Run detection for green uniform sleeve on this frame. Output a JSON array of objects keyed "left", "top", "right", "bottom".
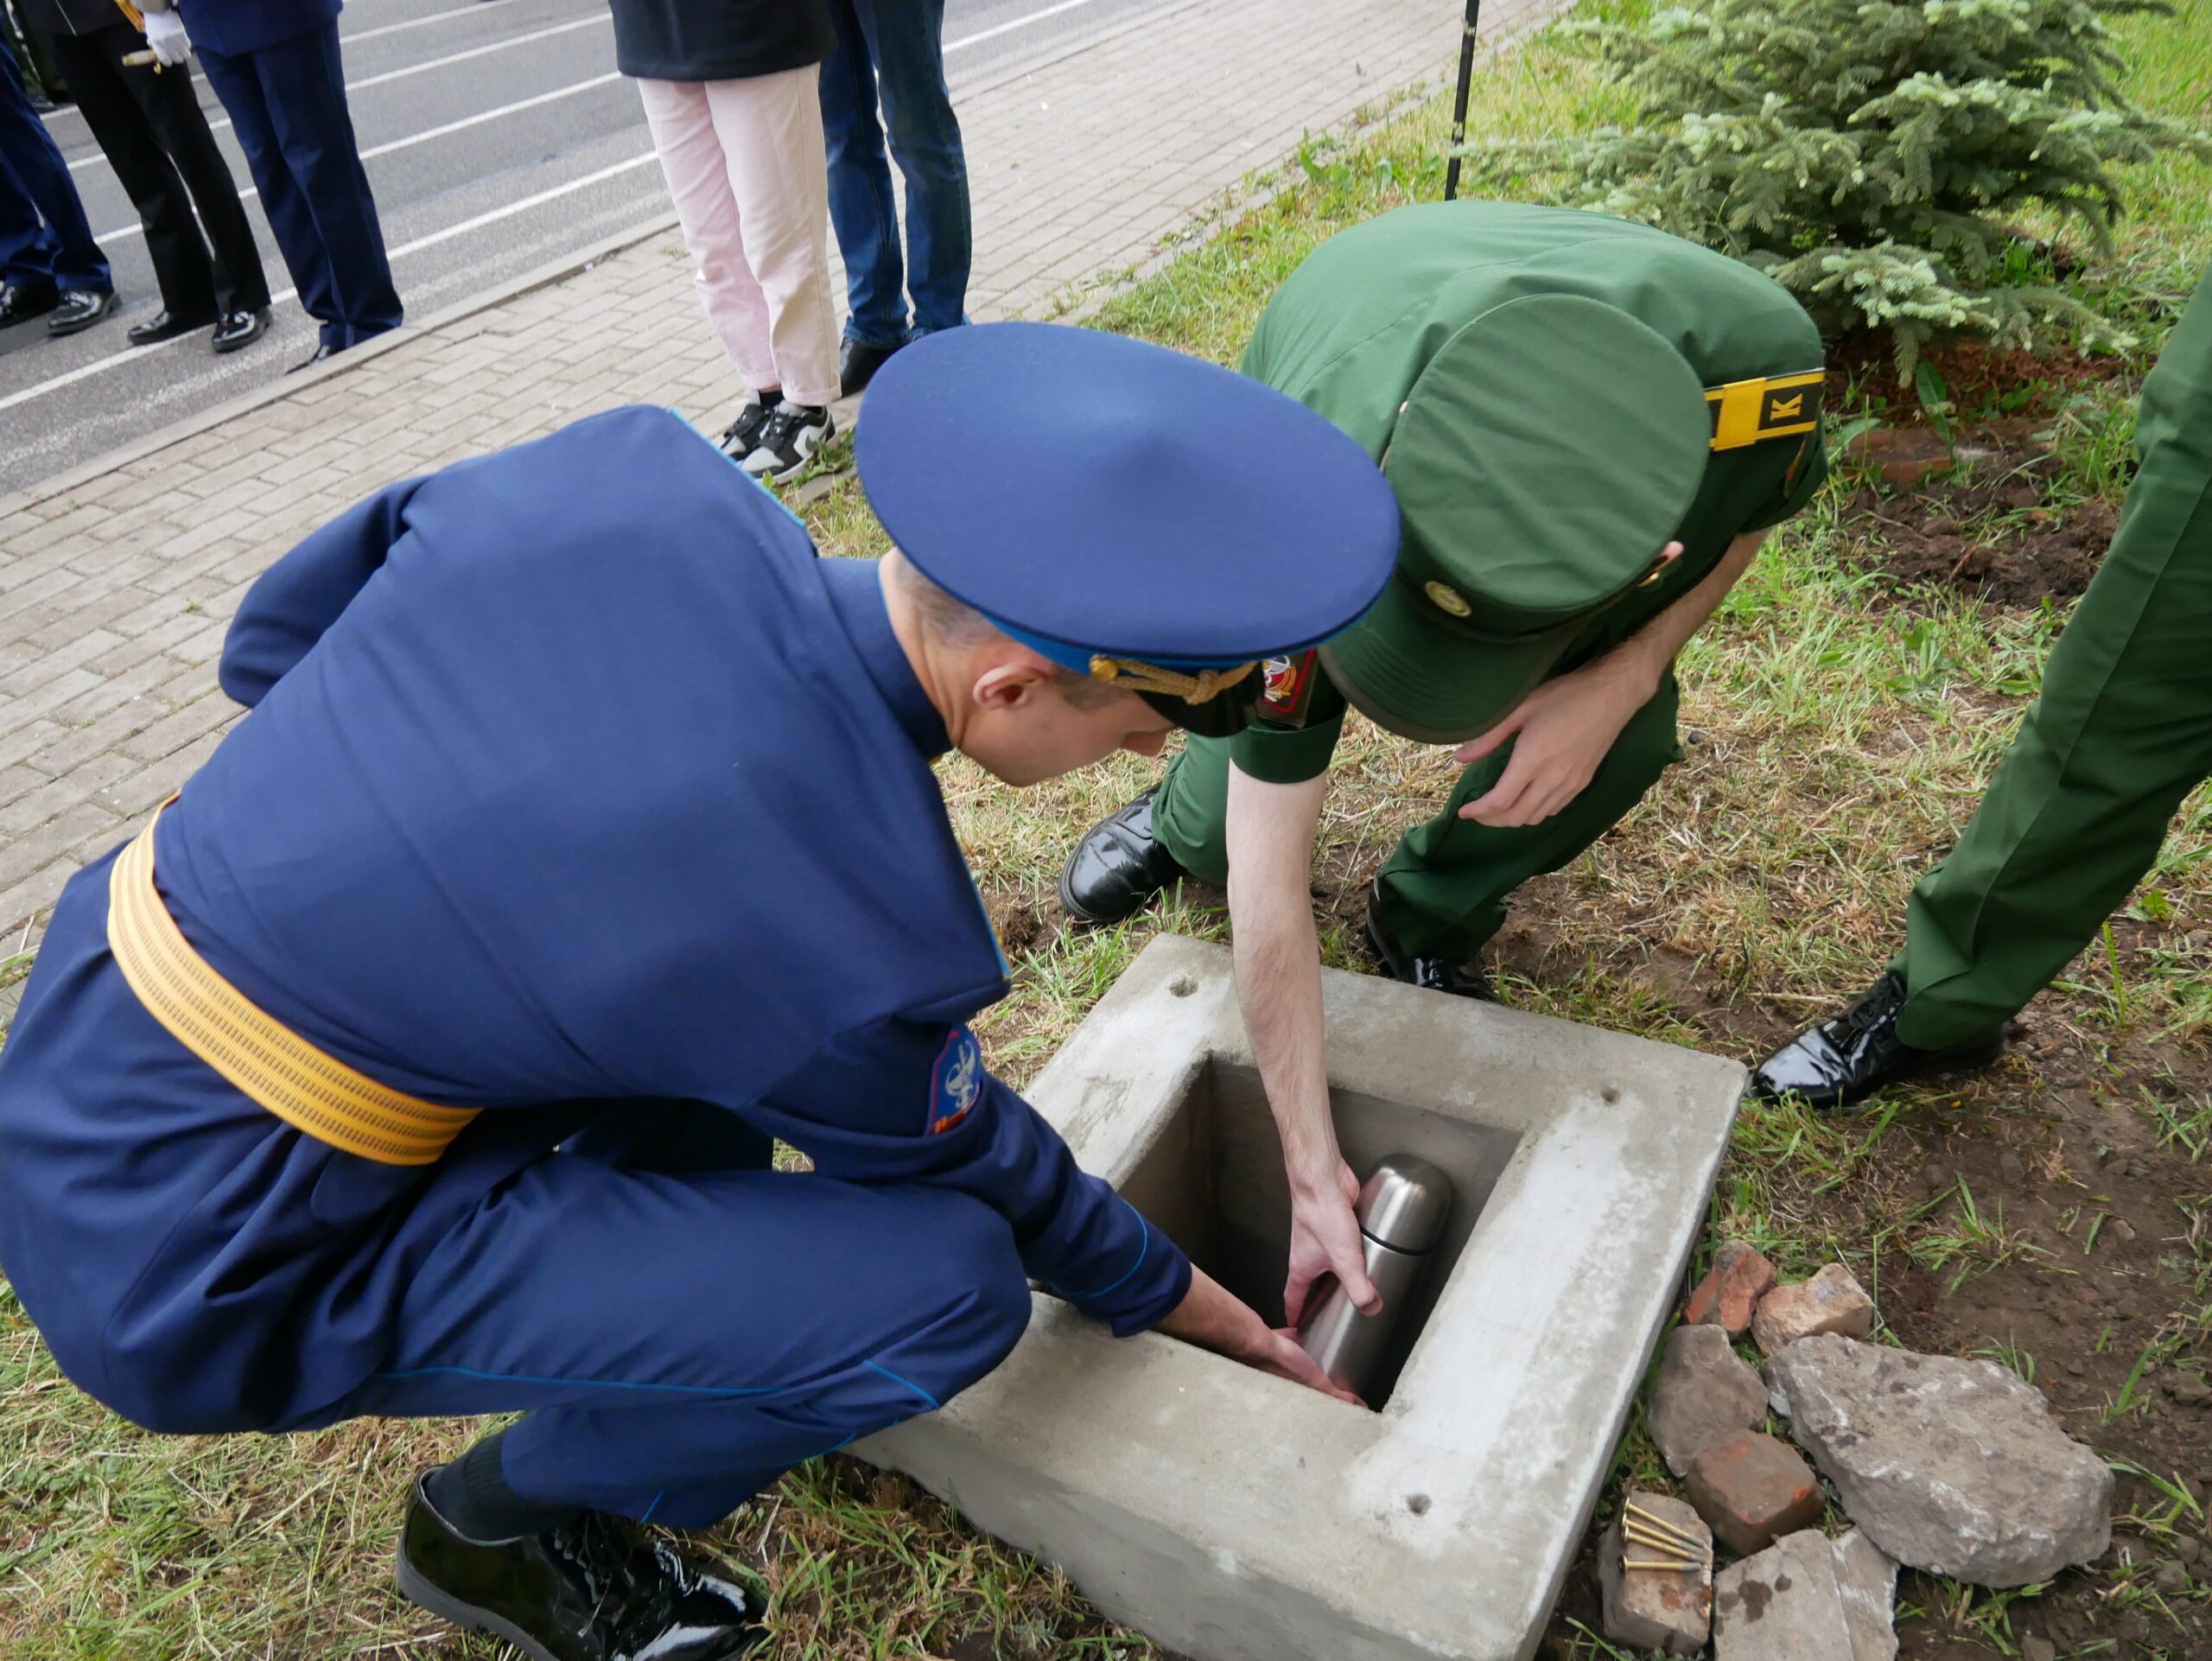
[
  {"left": 1229, "top": 671, "right": 1349, "bottom": 783},
  {"left": 1741, "top": 429, "right": 1829, "bottom": 531}
]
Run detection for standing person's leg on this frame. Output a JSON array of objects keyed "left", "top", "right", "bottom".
[
  {"left": 703, "top": 68, "right": 840, "bottom": 410},
  {"left": 246, "top": 22, "right": 402, "bottom": 347},
  {"left": 1891, "top": 270, "right": 2212, "bottom": 1050},
  {"left": 1374, "top": 672, "right": 1684, "bottom": 964},
  {"left": 0, "top": 37, "right": 108, "bottom": 296},
  {"left": 125, "top": 42, "right": 270, "bottom": 321},
  {"left": 195, "top": 41, "right": 337, "bottom": 334},
  {"left": 36, "top": 28, "right": 217, "bottom": 328},
  {"left": 0, "top": 143, "right": 63, "bottom": 305},
  {"left": 818, "top": 0, "right": 906, "bottom": 356},
  {"left": 634, "top": 77, "right": 781, "bottom": 397},
  {"left": 850, "top": 0, "right": 969, "bottom": 337}
]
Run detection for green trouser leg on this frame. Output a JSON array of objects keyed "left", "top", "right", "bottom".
[
  {"left": 1153, "top": 734, "right": 1238, "bottom": 883},
  {"left": 1893, "top": 267, "right": 2212, "bottom": 1050},
  {"left": 1376, "top": 671, "right": 1682, "bottom": 959},
  {"left": 1154, "top": 674, "right": 1684, "bottom": 961}
]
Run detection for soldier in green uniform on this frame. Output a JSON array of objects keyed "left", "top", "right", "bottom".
[
  {"left": 1061, "top": 200, "right": 1829, "bottom": 1318},
  {"left": 1756, "top": 262, "right": 2212, "bottom": 1111}
]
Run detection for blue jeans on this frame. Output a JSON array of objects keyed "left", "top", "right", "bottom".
[
  {"left": 818, "top": 0, "right": 971, "bottom": 346},
  {"left": 0, "top": 37, "right": 110, "bottom": 294},
  {"left": 197, "top": 22, "right": 402, "bottom": 348}
]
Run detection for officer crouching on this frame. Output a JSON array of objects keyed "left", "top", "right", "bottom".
[{"left": 0, "top": 323, "right": 1399, "bottom": 1661}]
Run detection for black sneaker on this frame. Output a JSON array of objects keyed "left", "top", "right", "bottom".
[
  {"left": 716, "top": 391, "right": 779, "bottom": 461},
  {"left": 739, "top": 400, "right": 833, "bottom": 482},
  {"left": 1751, "top": 971, "right": 2004, "bottom": 1112},
  {"left": 395, "top": 1476, "right": 769, "bottom": 1661},
  {"left": 1363, "top": 881, "right": 1495, "bottom": 1002}
]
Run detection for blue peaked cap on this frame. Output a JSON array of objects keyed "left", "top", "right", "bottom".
[{"left": 855, "top": 323, "right": 1401, "bottom": 675}]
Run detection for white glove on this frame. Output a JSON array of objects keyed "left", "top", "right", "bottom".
[{"left": 143, "top": 10, "right": 191, "bottom": 67}]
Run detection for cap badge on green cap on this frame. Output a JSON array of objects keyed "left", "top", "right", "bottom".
[{"left": 1423, "top": 581, "right": 1471, "bottom": 617}]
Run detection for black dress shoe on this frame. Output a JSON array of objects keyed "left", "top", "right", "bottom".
[
  {"left": 1751, "top": 971, "right": 2004, "bottom": 1113},
  {"left": 46, "top": 289, "right": 113, "bottom": 335},
  {"left": 0, "top": 283, "right": 59, "bottom": 328},
  {"left": 128, "top": 308, "right": 218, "bottom": 346},
  {"left": 289, "top": 341, "right": 337, "bottom": 373},
  {"left": 211, "top": 308, "right": 269, "bottom": 353},
  {"left": 839, "top": 334, "right": 904, "bottom": 398},
  {"left": 1363, "top": 882, "right": 1495, "bottom": 1001},
  {"left": 1060, "top": 788, "right": 1185, "bottom": 923},
  {"left": 396, "top": 1477, "right": 768, "bottom": 1661}
]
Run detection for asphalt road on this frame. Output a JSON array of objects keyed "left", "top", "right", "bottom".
[{"left": 0, "top": 0, "right": 1181, "bottom": 496}]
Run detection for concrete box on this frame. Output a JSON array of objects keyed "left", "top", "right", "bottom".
[{"left": 859, "top": 935, "right": 1745, "bottom": 1661}]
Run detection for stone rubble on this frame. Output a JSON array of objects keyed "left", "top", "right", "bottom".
[
  {"left": 1765, "top": 1334, "right": 2113, "bottom": 1585},
  {"left": 1651, "top": 1324, "right": 1770, "bottom": 1477},
  {"left": 1685, "top": 1241, "right": 1779, "bottom": 1338},
  {"left": 1687, "top": 1432, "right": 1828, "bottom": 1556},
  {"left": 1598, "top": 1490, "right": 1713, "bottom": 1657},
  {"left": 1713, "top": 1529, "right": 1897, "bottom": 1661},
  {"left": 1751, "top": 1264, "right": 1876, "bottom": 1355}
]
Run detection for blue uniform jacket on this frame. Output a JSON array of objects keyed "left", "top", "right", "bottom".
[
  {"left": 173, "top": 0, "right": 340, "bottom": 57},
  {"left": 0, "top": 407, "right": 1187, "bottom": 1433}
]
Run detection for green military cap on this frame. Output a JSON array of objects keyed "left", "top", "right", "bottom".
[{"left": 1316, "top": 293, "right": 1713, "bottom": 743}]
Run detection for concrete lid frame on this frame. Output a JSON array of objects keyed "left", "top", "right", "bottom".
[{"left": 860, "top": 934, "right": 1745, "bottom": 1661}]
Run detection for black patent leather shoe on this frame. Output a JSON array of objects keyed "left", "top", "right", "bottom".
[
  {"left": 396, "top": 1477, "right": 768, "bottom": 1661},
  {"left": 839, "top": 334, "right": 903, "bottom": 398},
  {"left": 1363, "top": 882, "right": 1495, "bottom": 1001},
  {"left": 289, "top": 341, "right": 337, "bottom": 372},
  {"left": 0, "top": 283, "right": 60, "bottom": 328},
  {"left": 211, "top": 308, "right": 268, "bottom": 353},
  {"left": 1060, "top": 788, "right": 1185, "bottom": 923},
  {"left": 1751, "top": 971, "right": 2003, "bottom": 1113},
  {"left": 128, "top": 308, "right": 218, "bottom": 346},
  {"left": 47, "top": 289, "right": 112, "bottom": 335}
]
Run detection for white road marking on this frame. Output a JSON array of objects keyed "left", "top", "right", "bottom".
[
  {"left": 89, "top": 73, "right": 626, "bottom": 245},
  {"left": 343, "top": 0, "right": 541, "bottom": 48},
  {"left": 64, "top": 13, "right": 613, "bottom": 172},
  {"left": 0, "top": 152, "right": 661, "bottom": 415},
  {"left": 944, "top": 0, "right": 1115, "bottom": 52}
]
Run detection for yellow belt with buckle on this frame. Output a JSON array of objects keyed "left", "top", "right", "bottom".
[{"left": 106, "top": 802, "right": 479, "bottom": 1166}]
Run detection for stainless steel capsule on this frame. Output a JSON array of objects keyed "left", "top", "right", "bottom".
[{"left": 1295, "top": 1154, "right": 1455, "bottom": 1400}]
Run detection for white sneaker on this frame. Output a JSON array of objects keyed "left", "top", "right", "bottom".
[{"left": 740, "top": 399, "right": 833, "bottom": 481}]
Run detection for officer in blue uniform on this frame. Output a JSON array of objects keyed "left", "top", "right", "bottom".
[
  {"left": 137, "top": 0, "right": 401, "bottom": 366},
  {"left": 0, "top": 323, "right": 1398, "bottom": 1661}
]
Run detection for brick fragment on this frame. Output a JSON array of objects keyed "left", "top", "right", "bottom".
[
  {"left": 1685, "top": 1240, "right": 1778, "bottom": 1337},
  {"left": 1688, "top": 1433, "right": 1827, "bottom": 1556},
  {"left": 1752, "top": 1264, "right": 1876, "bottom": 1355}
]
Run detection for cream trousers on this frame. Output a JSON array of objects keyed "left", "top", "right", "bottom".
[{"left": 635, "top": 67, "right": 841, "bottom": 409}]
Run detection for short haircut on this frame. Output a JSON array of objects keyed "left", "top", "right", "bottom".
[{"left": 891, "top": 556, "right": 1121, "bottom": 710}]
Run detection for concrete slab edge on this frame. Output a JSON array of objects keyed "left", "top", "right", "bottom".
[{"left": 0, "top": 211, "right": 683, "bottom": 519}]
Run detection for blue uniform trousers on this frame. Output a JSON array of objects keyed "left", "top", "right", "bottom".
[
  {"left": 818, "top": 0, "right": 970, "bottom": 346},
  {"left": 0, "top": 38, "right": 109, "bottom": 294},
  {"left": 194, "top": 22, "right": 401, "bottom": 348},
  {"left": 0, "top": 852, "right": 1033, "bottom": 1531}
]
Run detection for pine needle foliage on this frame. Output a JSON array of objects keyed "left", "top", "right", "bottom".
[{"left": 1455, "top": 0, "right": 2211, "bottom": 368}]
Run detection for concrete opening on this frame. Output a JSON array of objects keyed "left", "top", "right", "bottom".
[{"left": 1116, "top": 1059, "right": 1522, "bottom": 1407}]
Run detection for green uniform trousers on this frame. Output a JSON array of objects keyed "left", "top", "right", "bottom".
[
  {"left": 1894, "top": 264, "right": 2212, "bottom": 1049},
  {"left": 1154, "top": 671, "right": 1684, "bottom": 961}
]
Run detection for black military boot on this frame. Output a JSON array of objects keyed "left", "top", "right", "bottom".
[
  {"left": 1363, "top": 882, "right": 1494, "bottom": 1002},
  {"left": 1751, "top": 971, "right": 2004, "bottom": 1113},
  {"left": 1060, "top": 788, "right": 1186, "bottom": 923},
  {"left": 396, "top": 1476, "right": 769, "bottom": 1661}
]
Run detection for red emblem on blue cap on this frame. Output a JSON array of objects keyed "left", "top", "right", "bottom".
[{"left": 927, "top": 1026, "right": 984, "bottom": 1136}]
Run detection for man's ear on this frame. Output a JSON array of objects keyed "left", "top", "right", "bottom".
[{"left": 971, "top": 657, "right": 1057, "bottom": 712}]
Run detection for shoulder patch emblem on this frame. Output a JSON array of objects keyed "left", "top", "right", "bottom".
[
  {"left": 1255, "top": 649, "right": 1319, "bottom": 728},
  {"left": 927, "top": 1026, "right": 984, "bottom": 1136}
]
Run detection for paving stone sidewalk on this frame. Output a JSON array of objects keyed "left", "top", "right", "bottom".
[{"left": 0, "top": 0, "right": 1562, "bottom": 955}]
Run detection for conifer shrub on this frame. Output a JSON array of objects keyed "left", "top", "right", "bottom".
[{"left": 1455, "top": 0, "right": 2209, "bottom": 368}]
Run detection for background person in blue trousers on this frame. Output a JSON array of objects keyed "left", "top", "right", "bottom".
[
  {"left": 0, "top": 34, "right": 113, "bottom": 336},
  {"left": 138, "top": 0, "right": 400, "bottom": 369},
  {"left": 818, "top": 0, "right": 971, "bottom": 396}
]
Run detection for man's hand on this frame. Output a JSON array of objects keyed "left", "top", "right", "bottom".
[
  {"left": 1453, "top": 649, "right": 1657, "bottom": 828},
  {"left": 143, "top": 10, "right": 191, "bottom": 66},
  {"left": 1283, "top": 1157, "right": 1379, "bottom": 1329},
  {"left": 1155, "top": 1264, "right": 1362, "bottom": 1405}
]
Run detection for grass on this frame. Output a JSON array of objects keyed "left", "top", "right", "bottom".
[{"left": 5, "top": 0, "right": 2212, "bottom": 1656}]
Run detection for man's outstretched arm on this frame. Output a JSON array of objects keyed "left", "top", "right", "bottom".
[{"left": 1224, "top": 761, "right": 1382, "bottom": 1328}]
